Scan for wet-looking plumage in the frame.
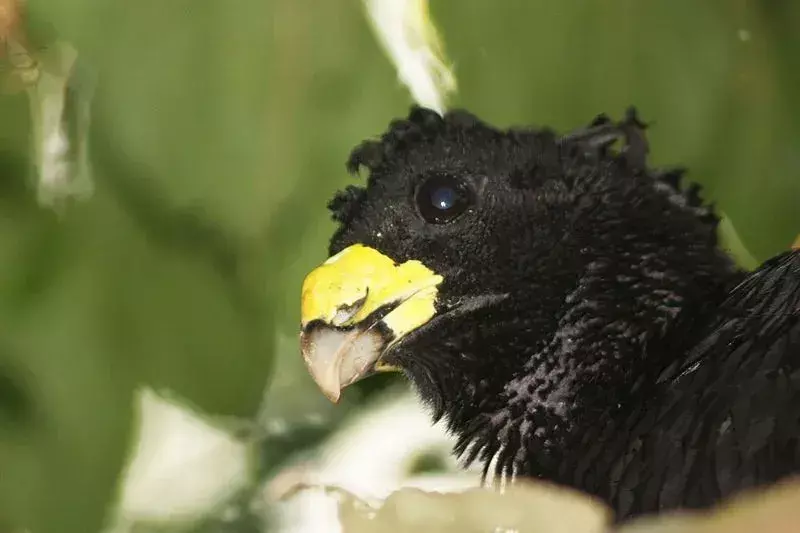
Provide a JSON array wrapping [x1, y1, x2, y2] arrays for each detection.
[[299, 106, 800, 520]]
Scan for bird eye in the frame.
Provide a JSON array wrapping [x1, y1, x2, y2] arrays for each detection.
[[415, 175, 473, 224]]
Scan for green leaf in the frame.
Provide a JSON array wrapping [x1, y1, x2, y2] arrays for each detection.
[[0, 183, 135, 533], [432, 0, 800, 262]]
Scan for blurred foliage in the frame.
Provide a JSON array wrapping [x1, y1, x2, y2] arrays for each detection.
[[0, 1, 798, 532], [332, 477, 800, 533], [336, 481, 610, 533]]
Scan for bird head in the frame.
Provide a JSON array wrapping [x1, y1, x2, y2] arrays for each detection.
[[300, 106, 736, 479]]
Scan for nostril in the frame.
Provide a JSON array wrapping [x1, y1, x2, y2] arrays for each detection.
[[332, 290, 369, 326]]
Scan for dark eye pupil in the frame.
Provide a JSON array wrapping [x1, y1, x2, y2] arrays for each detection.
[[415, 175, 472, 224], [431, 186, 457, 211]]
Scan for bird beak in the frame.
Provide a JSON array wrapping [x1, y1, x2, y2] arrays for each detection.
[[299, 244, 443, 402]]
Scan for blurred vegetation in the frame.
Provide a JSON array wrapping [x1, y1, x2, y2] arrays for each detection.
[[333, 476, 800, 533], [0, 1, 799, 532]]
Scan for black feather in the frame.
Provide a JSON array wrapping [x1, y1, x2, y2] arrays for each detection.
[[322, 106, 799, 521]]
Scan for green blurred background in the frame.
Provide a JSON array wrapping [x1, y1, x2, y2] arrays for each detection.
[[0, 1, 798, 532]]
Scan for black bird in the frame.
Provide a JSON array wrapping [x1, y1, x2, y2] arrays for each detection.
[[298, 106, 800, 519]]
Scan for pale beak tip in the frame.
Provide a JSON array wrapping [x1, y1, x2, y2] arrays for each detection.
[[300, 329, 346, 404], [321, 386, 342, 404], [300, 324, 388, 405]]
